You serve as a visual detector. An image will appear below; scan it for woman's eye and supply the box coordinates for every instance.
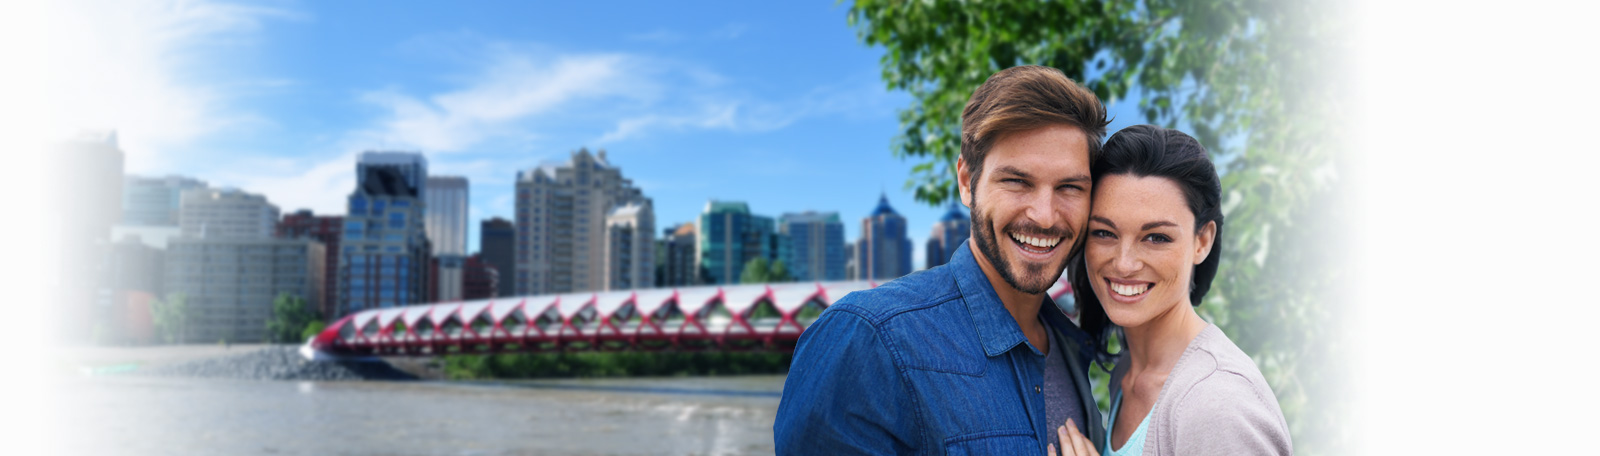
[1144,233,1173,243]
[1090,229,1113,239]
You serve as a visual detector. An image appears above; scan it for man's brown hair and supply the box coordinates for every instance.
[960,65,1109,191]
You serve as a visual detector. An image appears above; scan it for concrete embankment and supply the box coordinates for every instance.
[61,344,417,381]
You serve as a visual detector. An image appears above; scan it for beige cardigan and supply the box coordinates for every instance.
[1108,324,1293,455]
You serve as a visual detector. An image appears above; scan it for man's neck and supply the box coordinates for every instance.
[969,240,1048,351]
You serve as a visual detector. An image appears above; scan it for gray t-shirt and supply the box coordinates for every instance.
[1042,323,1087,450]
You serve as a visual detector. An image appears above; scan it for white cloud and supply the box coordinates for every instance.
[356,52,649,153]
[45,0,299,172]
[594,78,895,144]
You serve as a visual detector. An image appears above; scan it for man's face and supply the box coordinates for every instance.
[957,124,1092,295]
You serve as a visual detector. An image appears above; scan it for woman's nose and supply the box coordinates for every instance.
[1113,242,1141,274]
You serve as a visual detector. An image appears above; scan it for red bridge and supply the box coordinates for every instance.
[302,279,1076,359]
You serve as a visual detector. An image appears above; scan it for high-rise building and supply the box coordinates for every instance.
[854,194,913,281]
[461,254,497,300]
[424,176,468,256]
[925,200,972,269]
[163,238,324,343]
[844,243,857,282]
[358,151,428,196]
[51,131,124,344]
[779,211,847,282]
[479,217,515,298]
[427,255,465,302]
[604,201,655,291]
[107,236,165,312]
[697,200,791,285]
[656,222,697,287]
[179,188,279,239]
[276,210,343,319]
[123,175,208,226]
[514,148,652,295]
[339,152,430,315]
[53,131,124,245]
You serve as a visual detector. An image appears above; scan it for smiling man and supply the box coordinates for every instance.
[775,66,1110,455]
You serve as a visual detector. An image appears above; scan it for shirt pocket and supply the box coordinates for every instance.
[943,429,1038,455]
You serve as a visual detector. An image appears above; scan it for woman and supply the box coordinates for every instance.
[1049,125,1291,456]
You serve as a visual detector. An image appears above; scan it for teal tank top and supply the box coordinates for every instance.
[1105,390,1152,456]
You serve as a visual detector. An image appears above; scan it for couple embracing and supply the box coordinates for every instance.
[774,66,1292,455]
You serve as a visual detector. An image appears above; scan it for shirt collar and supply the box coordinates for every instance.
[949,241,1035,357]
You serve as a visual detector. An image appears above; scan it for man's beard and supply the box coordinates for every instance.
[970,197,1075,295]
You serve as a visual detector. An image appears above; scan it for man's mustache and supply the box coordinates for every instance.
[999,220,1073,243]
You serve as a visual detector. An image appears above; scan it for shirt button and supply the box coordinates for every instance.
[1034,385,1041,394]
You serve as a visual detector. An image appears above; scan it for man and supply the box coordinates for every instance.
[774,65,1110,454]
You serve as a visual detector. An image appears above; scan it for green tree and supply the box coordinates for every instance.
[848,1,1348,453]
[151,293,189,345]
[266,293,321,343]
[769,259,792,283]
[740,256,771,284]
[739,257,794,284]
[301,320,327,342]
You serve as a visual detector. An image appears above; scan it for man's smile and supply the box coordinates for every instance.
[1007,231,1064,256]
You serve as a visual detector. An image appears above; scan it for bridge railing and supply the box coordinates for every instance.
[305,278,1076,358]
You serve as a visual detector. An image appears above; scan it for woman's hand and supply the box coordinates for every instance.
[1046,418,1101,456]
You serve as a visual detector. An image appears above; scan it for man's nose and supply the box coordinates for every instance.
[1021,188,1057,229]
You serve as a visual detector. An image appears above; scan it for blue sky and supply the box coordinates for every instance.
[54,0,1149,269]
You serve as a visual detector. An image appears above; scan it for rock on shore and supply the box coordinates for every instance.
[141,346,417,381]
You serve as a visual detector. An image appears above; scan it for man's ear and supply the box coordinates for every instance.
[956,156,973,209]
[1194,220,1217,265]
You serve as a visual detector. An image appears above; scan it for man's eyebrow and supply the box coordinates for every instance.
[994,166,1031,179]
[1057,174,1090,185]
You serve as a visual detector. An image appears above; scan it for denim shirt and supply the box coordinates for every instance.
[775,242,1105,455]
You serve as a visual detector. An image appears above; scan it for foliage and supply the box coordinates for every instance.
[739,257,794,284]
[441,351,793,380]
[301,320,327,342]
[151,293,188,344]
[266,293,321,344]
[849,0,1349,453]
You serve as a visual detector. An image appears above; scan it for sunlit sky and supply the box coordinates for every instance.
[49,0,1147,268]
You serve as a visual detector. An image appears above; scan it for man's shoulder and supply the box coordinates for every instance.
[827,266,964,325]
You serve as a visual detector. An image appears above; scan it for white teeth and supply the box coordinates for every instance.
[1010,233,1061,249]
[1110,282,1149,297]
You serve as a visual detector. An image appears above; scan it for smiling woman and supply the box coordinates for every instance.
[1057,125,1291,456]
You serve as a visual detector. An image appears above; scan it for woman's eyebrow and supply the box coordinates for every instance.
[1090,215,1116,228]
[1141,221,1178,231]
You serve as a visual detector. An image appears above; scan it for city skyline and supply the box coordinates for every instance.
[59,1,1152,271]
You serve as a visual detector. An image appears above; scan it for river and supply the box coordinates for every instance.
[55,361,785,455]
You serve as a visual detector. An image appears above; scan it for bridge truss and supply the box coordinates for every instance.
[304,279,1075,358]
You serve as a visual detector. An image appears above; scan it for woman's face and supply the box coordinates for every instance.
[1085,174,1215,329]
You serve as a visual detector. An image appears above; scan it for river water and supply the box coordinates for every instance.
[56,374,786,455]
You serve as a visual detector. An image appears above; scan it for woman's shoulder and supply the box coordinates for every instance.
[1151,324,1292,455]
[1165,325,1279,412]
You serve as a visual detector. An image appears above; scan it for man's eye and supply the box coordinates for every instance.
[1144,234,1173,243]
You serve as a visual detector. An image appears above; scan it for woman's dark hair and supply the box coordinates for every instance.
[1071,124,1225,361]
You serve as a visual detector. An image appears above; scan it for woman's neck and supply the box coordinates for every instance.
[1123,300,1208,375]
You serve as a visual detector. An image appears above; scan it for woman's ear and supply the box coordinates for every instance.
[1194,220,1217,265]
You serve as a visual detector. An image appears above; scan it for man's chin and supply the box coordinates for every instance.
[1001,260,1064,295]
